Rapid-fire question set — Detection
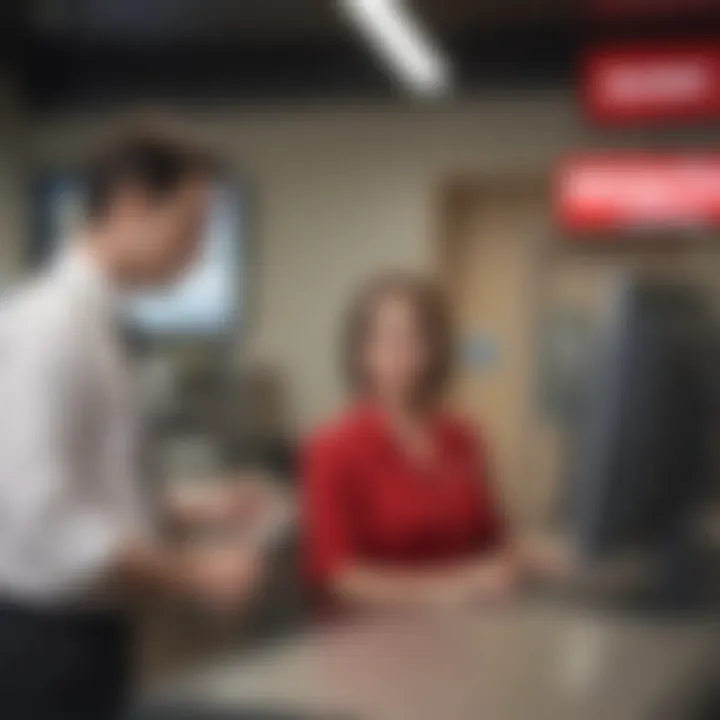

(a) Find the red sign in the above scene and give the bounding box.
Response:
[557,154,720,233]
[591,0,719,18]
[584,45,720,124]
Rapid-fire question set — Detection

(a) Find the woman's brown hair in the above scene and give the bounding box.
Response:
[343,270,454,405]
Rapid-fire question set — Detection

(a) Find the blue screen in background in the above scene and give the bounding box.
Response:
[42,178,242,338]
[125,185,241,336]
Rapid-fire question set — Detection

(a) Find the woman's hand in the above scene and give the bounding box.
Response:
[332,561,512,612]
[516,533,576,582]
[460,554,519,602]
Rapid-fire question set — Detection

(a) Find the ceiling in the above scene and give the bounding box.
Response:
[3,0,719,110]
[30,0,339,43]
[27,0,586,43]
[24,0,720,43]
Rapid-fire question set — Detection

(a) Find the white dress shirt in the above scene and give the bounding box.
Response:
[0,247,152,604]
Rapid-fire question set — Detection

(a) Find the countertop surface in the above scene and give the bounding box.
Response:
[144,599,720,720]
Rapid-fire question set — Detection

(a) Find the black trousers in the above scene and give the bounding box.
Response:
[0,599,132,720]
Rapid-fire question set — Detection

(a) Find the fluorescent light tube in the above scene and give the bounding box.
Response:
[338,0,452,97]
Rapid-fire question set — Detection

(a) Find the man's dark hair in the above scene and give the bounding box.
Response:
[83,126,218,221]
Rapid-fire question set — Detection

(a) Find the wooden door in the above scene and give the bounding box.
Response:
[441,180,549,523]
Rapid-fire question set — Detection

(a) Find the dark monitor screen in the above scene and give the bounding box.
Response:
[566,276,716,561]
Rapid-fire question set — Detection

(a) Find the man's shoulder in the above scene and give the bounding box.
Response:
[0,269,84,350]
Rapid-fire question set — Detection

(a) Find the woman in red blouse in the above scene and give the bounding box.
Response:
[303,271,517,611]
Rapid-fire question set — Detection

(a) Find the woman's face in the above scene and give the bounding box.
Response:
[363,293,431,405]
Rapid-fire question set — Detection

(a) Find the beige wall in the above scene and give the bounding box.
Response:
[0,72,25,278]
[20,96,720,429]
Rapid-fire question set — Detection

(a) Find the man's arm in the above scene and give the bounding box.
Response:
[4,304,258,608]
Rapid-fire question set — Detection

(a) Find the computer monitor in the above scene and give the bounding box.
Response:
[31,171,243,341]
[565,275,718,569]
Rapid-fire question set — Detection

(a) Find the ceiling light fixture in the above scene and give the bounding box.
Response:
[337,0,452,97]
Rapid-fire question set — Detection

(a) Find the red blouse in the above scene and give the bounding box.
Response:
[302,404,505,595]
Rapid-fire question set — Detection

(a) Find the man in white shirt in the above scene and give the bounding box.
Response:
[0,127,260,719]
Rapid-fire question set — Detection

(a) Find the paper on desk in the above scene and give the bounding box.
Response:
[556,617,607,700]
